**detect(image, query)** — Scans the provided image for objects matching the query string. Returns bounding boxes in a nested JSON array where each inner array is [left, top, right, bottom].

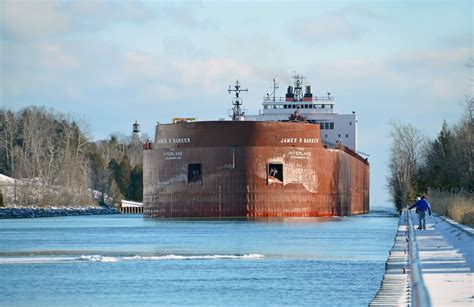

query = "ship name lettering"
[[280, 137, 319, 144], [280, 138, 298, 143], [167, 138, 191, 144]]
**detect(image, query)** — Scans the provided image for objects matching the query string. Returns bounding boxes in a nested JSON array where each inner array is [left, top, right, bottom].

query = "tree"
[[0, 110, 18, 175], [129, 164, 143, 201], [116, 155, 131, 198], [418, 98, 474, 192], [387, 121, 424, 210], [420, 122, 455, 190]]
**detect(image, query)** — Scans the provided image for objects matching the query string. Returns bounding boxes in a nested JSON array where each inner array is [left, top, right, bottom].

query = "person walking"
[[409, 195, 432, 230]]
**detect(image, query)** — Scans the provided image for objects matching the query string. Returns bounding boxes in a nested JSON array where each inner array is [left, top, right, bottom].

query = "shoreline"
[[0, 206, 120, 219]]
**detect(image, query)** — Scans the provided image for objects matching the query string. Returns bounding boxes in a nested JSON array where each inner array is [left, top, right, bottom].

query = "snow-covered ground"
[[416, 215, 473, 306], [0, 174, 15, 184], [0, 173, 112, 207]]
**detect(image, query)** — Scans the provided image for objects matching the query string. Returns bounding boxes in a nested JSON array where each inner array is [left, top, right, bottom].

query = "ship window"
[[267, 163, 283, 183], [349, 121, 352, 125], [346, 134, 349, 138], [320, 123, 324, 130], [188, 163, 202, 183], [324, 122, 329, 130], [330, 122, 334, 130], [338, 134, 341, 138]]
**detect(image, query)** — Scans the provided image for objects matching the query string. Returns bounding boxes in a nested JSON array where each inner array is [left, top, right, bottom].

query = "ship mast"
[[292, 73, 305, 102], [228, 80, 248, 121], [271, 78, 279, 102]]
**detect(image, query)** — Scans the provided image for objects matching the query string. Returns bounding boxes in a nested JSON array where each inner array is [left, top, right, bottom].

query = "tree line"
[[387, 98, 474, 210], [0, 106, 143, 207]]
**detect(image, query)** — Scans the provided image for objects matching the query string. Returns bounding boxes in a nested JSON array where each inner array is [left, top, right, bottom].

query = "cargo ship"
[[143, 74, 369, 217]]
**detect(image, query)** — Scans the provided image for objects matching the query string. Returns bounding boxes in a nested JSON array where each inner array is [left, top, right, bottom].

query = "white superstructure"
[[244, 74, 357, 151]]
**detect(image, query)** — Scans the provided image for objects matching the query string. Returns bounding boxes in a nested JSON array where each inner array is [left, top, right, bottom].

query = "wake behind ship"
[[143, 74, 369, 217]]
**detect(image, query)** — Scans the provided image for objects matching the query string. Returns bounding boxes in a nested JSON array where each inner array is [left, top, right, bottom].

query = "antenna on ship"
[[228, 80, 248, 121], [292, 72, 305, 102], [271, 78, 279, 102]]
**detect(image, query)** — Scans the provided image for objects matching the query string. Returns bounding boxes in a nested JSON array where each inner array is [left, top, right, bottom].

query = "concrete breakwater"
[[0, 206, 119, 219]]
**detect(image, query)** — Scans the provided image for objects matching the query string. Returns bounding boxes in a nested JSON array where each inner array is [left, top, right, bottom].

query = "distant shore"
[[0, 206, 120, 219]]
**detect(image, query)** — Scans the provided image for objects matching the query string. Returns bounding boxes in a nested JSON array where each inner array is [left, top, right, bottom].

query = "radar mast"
[[228, 80, 248, 121], [292, 72, 305, 102]]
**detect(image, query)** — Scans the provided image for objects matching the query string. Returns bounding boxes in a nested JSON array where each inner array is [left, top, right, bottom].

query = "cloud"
[[0, 0, 153, 42], [0, 1, 69, 41], [315, 58, 405, 88], [173, 57, 254, 93], [292, 15, 358, 43], [159, 3, 218, 30], [394, 48, 471, 70], [0, 40, 82, 100], [291, 4, 379, 44], [430, 78, 456, 99]]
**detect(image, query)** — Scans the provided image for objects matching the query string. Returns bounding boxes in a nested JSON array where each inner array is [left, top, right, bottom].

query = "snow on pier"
[[371, 209, 473, 307]]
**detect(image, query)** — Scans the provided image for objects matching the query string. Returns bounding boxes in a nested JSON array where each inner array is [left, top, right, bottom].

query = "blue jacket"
[[409, 199, 432, 215]]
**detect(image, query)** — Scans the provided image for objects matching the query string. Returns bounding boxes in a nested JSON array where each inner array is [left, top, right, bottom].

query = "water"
[[0, 209, 398, 306]]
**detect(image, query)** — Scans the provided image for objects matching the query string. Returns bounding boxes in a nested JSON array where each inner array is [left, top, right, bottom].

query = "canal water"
[[0, 208, 398, 306]]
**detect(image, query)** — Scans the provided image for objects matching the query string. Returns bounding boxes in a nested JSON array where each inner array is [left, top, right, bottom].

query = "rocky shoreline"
[[0, 206, 120, 219]]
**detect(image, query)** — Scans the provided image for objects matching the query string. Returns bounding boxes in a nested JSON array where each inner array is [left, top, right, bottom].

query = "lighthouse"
[[132, 120, 141, 144]]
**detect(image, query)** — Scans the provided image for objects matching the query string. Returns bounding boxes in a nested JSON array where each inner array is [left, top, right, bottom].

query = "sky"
[[0, 0, 472, 206]]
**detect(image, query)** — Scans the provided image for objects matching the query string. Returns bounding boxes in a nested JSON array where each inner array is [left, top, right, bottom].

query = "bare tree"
[[0, 110, 18, 174], [387, 121, 425, 209]]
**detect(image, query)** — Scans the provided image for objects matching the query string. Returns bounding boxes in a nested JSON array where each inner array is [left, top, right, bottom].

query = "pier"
[[371, 209, 473, 306], [120, 200, 143, 214]]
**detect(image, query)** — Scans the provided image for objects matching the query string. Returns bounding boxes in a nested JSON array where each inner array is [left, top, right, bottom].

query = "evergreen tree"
[[116, 156, 131, 199], [129, 164, 143, 201], [89, 145, 111, 204], [420, 122, 457, 191]]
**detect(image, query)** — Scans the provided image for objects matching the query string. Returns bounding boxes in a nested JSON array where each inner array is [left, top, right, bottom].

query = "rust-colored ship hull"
[[143, 121, 369, 218]]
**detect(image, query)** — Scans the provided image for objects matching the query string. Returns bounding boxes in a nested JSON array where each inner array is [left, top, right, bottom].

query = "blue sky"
[[1, 0, 472, 206]]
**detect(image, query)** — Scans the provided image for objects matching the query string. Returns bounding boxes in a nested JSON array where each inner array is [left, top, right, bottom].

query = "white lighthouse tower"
[[132, 120, 141, 144]]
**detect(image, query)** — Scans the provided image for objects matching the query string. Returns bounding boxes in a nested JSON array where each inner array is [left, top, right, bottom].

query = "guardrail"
[[406, 208, 432, 307], [262, 96, 334, 103]]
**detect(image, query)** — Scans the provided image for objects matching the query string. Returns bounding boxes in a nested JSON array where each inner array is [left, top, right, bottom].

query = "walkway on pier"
[[371, 211, 473, 307], [417, 214, 473, 306]]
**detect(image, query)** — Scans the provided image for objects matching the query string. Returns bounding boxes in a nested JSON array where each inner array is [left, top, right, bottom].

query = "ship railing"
[[227, 109, 248, 117], [406, 208, 432, 307], [261, 108, 336, 114], [263, 96, 334, 103]]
